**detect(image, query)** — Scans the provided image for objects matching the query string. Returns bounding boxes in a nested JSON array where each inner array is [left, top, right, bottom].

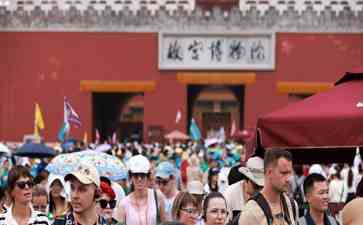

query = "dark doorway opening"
[[92, 93, 144, 143], [187, 85, 244, 139]]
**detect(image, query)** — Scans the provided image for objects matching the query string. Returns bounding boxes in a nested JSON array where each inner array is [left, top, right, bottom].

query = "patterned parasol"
[[46, 150, 127, 181]]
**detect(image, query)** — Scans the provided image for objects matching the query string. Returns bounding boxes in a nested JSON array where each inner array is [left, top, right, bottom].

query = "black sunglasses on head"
[[16, 180, 33, 190], [99, 199, 117, 209]]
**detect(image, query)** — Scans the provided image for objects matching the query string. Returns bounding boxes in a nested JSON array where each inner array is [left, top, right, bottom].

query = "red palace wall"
[[0, 32, 362, 142]]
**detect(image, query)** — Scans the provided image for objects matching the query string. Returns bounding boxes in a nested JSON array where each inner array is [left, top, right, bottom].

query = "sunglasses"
[[99, 199, 117, 209], [155, 177, 169, 186], [16, 180, 33, 190], [130, 173, 148, 179]]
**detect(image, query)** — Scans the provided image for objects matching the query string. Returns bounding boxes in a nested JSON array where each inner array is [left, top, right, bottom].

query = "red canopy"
[[256, 68, 363, 163]]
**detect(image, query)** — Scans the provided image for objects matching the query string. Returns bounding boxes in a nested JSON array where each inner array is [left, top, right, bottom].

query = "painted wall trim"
[[177, 72, 256, 85], [80, 80, 156, 93], [277, 81, 333, 94]]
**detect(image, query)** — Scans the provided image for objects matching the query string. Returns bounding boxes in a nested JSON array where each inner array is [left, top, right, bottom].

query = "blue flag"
[[57, 122, 70, 142], [189, 118, 201, 141]]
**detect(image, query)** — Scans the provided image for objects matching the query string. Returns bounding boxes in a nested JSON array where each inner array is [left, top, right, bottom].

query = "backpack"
[[293, 177, 307, 216], [227, 192, 298, 225], [253, 192, 297, 225]]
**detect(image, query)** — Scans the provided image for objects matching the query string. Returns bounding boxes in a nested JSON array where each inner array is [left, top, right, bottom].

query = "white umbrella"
[[0, 143, 10, 154]]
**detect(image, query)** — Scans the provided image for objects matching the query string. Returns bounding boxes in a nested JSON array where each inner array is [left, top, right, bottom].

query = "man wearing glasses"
[[155, 161, 179, 221], [54, 163, 110, 225]]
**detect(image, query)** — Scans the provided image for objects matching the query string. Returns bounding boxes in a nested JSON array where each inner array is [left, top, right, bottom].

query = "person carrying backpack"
[[298, 173, 340, 225], [238, 149, 299, 225], [224, 156, 264, 224]]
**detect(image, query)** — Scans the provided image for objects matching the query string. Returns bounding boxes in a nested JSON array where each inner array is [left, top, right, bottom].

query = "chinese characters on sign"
[[159, 33, 275, 70]]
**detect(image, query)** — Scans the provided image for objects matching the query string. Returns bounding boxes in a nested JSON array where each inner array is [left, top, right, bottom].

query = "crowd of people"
[[0, 140, 362, 225]]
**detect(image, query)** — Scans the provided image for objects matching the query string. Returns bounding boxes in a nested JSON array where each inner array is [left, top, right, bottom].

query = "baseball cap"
[[155, 161, 175, 179], [187, 181, 204, 195], [238, 156, 264, 187], [127, 154, 150, 174], [65, 163, 100, 187]]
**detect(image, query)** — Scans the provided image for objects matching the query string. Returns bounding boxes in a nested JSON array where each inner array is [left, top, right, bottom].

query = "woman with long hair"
[[115, 154, 166, 225], [329, 164, 348, 203], [47, 174, 68, 220], [204, 168, 220, 193], [0, 165, 50, 225]]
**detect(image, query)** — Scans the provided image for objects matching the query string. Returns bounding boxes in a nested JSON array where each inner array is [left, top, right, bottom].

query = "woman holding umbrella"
[[115, 154, 166, 225], [0, 165, 50, 225]]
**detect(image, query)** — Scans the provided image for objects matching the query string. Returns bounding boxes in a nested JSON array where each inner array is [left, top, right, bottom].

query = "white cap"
[[65, 163, 100, 187], [127, 154, 150, 173]]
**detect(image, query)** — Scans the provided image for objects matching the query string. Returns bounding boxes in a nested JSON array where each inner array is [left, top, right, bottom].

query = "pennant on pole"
[[175, 110, 182, 124], [57, 97, 81, 142], [83, 132, 88, 144], [189, 118, 201, 141], [34, 103, 45, 137], [112, 132, 117, 145], [95, 129, 100, 144], [64, 97, 81, 127], [57, 122, 69, 142], [230, 119, 236, 137]]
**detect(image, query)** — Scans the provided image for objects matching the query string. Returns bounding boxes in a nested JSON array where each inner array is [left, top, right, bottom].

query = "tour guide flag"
[[189, 118, 201, 141], [58, 97, 81, 142], [34, 103, 45, 137]]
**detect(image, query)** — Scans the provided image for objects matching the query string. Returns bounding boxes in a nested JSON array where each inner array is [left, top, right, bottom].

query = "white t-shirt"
[[0, 205, 50, 225], [223, 180, 245, 213], [329, 179, 348, 203]]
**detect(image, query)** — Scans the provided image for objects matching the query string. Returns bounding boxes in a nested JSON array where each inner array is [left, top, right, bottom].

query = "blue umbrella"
[[15, 143, 56, 158]]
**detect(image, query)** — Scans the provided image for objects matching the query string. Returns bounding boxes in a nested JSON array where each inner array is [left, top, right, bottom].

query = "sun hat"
[[48, 174, 67, 198], [238, 156, 264, 187], [127, 154, 150, 174]]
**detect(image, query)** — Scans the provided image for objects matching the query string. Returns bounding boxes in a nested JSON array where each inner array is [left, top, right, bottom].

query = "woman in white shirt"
[[329, 166, 348, 203]]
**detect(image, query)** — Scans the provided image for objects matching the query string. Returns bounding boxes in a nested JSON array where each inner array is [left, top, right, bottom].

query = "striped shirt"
[[0, 204, 50, 225]]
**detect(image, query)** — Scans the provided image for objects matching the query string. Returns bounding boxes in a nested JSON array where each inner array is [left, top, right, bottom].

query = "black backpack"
[[227, 192, 298, 225]]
